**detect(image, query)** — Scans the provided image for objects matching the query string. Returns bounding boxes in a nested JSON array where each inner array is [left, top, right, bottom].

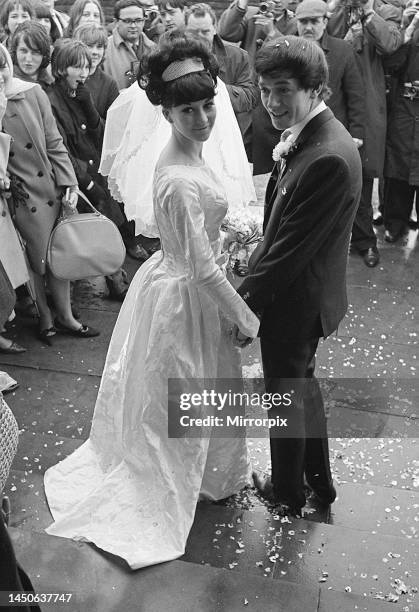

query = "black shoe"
[[384, 229, 401, 243], [37, 327, 56, 346], [54, 319, 100, 338], [372, 214, 383, 226], [361, 247, 379, 267], [252, 470, 303, 516], [408, 218, 418, 230], [305, 480, 336, 506]]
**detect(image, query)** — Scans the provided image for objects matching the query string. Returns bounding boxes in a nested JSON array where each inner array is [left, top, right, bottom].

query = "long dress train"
[[44, 164, 259, 569]]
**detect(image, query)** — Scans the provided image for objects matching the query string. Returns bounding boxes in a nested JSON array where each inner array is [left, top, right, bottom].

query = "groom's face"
[[259, 73, 314, 130]]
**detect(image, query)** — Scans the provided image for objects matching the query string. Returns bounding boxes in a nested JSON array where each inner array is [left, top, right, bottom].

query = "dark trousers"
[[383, 177, 418, 233], [260, 336, 333, 509], [351, 175, 377, 251], [0, 513, 41, 612]]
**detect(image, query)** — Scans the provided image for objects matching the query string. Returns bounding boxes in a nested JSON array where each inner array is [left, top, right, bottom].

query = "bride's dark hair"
[[139, 28, 219, 107]]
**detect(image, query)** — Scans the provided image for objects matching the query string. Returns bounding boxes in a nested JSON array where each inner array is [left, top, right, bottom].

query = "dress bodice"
[[153, 164, 228, 276]]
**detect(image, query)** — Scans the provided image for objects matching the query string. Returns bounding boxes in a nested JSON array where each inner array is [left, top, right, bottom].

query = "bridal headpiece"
[[162, 58, 205, 82]]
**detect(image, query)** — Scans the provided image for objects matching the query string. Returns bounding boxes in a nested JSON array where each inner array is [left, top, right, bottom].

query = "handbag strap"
[[75, 188, 102, 215], [59, 188, 102, 220]]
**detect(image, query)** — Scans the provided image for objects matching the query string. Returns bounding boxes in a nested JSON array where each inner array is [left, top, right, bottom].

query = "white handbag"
[[47, 190, 126, 281]]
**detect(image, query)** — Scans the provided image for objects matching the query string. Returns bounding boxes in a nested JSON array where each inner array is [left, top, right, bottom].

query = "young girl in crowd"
[[0, 0, 33, 48], [65, 0, 105, 38], [0, 43, 100, 343], [10, 21, 54, 89], [48, 39, 133, 300], [33, 0, 61, 43], [72, 24, 119, 118]]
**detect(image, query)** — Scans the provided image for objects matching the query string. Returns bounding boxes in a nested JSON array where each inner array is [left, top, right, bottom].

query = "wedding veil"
[[99, 78, 256, 237]]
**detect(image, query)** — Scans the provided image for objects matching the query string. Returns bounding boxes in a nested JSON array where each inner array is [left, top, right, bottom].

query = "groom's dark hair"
[[255, 36, 330, 99]]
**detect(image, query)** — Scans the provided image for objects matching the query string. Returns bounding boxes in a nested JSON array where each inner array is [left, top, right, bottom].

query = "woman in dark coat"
[[383, 13, 419, 241], [47, 39, 131, 299], [72, 23, 119, 119]]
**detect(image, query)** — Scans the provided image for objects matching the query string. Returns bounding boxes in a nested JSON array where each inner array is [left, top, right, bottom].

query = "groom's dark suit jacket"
[[238, 107, 362, 342]]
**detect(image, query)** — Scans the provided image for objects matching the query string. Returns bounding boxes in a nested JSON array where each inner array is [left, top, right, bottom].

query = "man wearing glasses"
[[104, 0, 155, 90]]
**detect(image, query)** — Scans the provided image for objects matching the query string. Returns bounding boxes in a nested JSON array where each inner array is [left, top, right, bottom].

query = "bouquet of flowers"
[[221, 208, 264, 276]]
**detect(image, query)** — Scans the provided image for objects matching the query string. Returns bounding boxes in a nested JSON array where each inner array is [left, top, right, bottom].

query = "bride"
[[44, 31, 259, 569], [99, 44, 256, 239]]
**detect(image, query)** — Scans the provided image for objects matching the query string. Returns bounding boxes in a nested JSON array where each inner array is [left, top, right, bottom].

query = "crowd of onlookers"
[[0, 0, 418, 358]]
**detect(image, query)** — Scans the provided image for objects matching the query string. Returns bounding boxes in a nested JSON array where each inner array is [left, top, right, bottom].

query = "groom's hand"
[[232, 325, 254, 348]]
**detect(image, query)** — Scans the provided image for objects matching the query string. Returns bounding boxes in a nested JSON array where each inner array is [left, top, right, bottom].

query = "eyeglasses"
[[118, 17, 145, 24]]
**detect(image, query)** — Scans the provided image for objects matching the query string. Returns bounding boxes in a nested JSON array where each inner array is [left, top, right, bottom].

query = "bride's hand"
[[232, 324, 253, 348]]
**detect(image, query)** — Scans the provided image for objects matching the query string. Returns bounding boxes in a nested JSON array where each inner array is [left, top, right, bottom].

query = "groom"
[[234, 36, 362, 515]]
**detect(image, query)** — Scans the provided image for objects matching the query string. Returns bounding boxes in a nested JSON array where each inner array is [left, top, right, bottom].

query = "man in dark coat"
[[233, 37, 362, 515], [296, 0, 365, 145], [185, 3, 259, 156], [383, 9, 419, 241], [219, 0, 298, 65], [328, 0, 403, 267]]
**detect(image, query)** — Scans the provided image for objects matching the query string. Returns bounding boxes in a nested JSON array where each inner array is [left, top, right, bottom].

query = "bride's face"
[[164, 97, 216, 143]]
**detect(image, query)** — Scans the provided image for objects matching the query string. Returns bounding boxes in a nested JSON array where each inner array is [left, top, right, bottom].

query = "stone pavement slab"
[[319, 587, 419, 612], [10, 527, 319, 612], [316, 334, 417, 378], [10, 431, 82, 471], [328, 482, 419, 538], [6, 469, 52, 531], [3, 365, 98, 439], [330, 438, 419, 490], [182, 504, 418, 606], [340, 285, 418, 346], [0, 309, 117, 376]]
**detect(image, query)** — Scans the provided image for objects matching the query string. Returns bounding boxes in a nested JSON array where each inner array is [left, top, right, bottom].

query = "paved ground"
[[0, 180, 418, 611]]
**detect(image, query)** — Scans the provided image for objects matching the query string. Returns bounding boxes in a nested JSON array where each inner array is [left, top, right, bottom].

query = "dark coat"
[[328, 1, 402, 177], [219, 1, 297, 65], [47, 82, 103, 191], [4, 85, 77, 275], [86, 68, 119, 120], [47, 82, 125, 226], [212, 35, 258, 147], [384, 33, 419, 185], [321, 32, 365, 140], [238, 108, 362, 342]]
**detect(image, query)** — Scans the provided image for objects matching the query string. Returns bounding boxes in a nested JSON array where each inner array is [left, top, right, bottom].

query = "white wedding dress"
[[44, 163, 259, 569]]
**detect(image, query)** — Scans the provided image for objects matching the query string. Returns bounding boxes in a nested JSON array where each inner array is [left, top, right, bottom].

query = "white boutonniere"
[[272, 138, 297, 162]]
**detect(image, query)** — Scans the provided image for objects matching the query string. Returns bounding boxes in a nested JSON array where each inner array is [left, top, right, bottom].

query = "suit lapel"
[[286, 107, 334, 162], [264, 108, 335, 227], [263, 162, 280, 231]]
